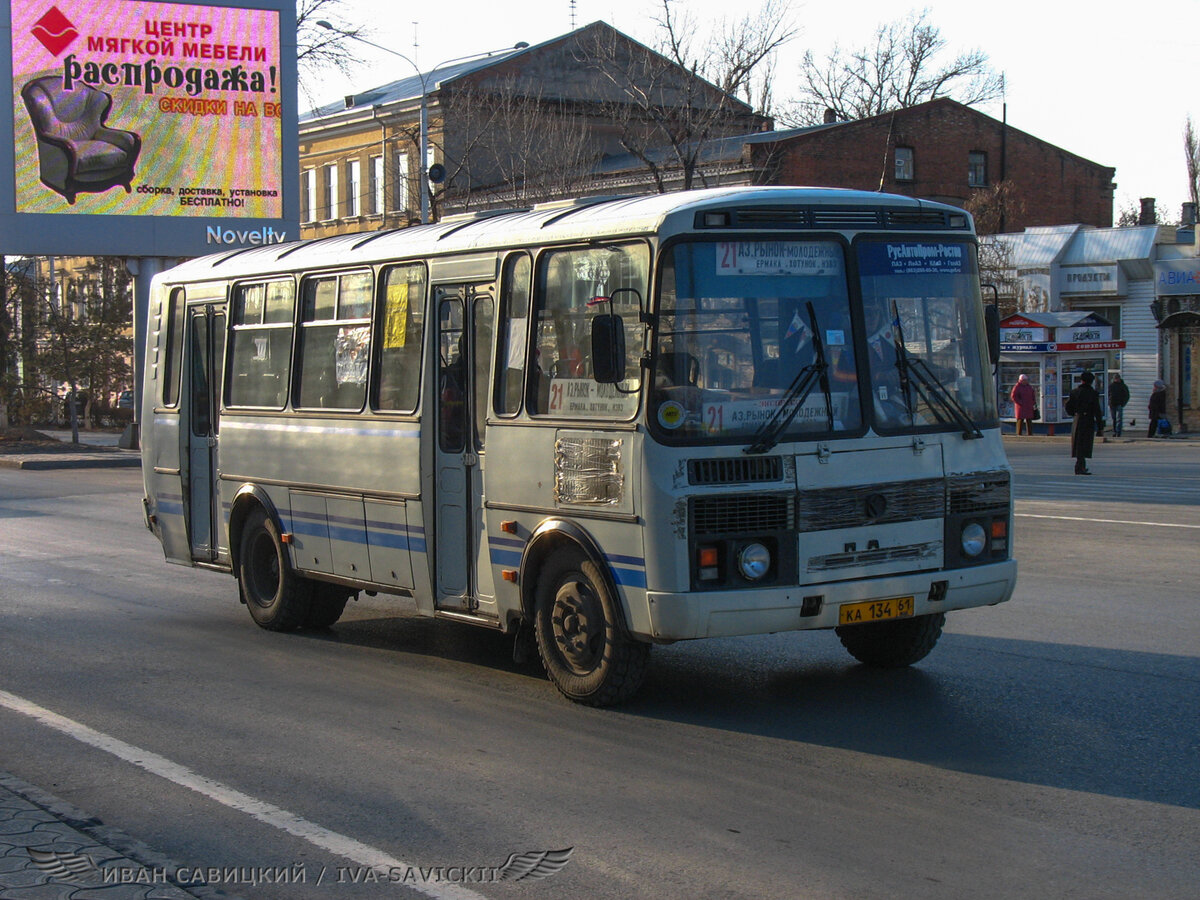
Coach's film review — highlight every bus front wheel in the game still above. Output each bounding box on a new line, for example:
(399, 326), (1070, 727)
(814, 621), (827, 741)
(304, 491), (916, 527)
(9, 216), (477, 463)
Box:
(835, 612), (945, 668)
(238, 507), (314, 632)
(534, 550), (649, 706)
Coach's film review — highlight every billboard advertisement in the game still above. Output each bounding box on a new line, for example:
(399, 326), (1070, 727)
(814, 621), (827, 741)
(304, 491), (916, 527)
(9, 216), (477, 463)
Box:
(0, 0), (297, 256)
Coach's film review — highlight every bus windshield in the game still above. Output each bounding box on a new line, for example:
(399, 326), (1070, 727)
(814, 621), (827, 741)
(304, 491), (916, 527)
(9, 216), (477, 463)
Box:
(652, 239), (861, 442)
(857, 239), (996, 433)
(650, 238), (995, 443)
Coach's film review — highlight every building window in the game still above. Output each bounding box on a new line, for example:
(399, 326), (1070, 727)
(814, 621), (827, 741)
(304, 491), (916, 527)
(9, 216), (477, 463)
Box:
(1089, 305), (1121, 339)
(894, 147), (914, 182)
(322, 163), (338, 220)
(394, 151), (409, 213)
(968, 151), (987, 187)
(346, 159), (361, 217)
(302, 169), (316, 223)
(369, 155), (383, 215)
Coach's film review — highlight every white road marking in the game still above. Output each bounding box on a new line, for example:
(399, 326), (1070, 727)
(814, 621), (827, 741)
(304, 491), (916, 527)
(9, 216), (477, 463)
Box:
(1015, 513), (1200, 529)
(0, 689), (487, 900)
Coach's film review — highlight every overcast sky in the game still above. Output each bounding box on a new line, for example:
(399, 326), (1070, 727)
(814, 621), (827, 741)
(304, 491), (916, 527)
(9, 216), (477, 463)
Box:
(308, 0), (1200, 227)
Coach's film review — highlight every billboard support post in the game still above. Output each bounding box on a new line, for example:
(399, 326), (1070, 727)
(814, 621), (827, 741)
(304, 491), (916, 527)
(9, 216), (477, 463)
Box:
(120, 255), (174, 450)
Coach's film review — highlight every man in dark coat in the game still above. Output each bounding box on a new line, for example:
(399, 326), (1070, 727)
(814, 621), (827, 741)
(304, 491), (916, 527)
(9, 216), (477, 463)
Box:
(1066, 371), (1102, 474)
(1108, 374), (1130, 437)
(1148, 380), (1168, 437)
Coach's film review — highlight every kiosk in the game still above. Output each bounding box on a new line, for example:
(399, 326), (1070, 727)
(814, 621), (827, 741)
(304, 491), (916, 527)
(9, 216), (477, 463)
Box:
(998, 312), (1125, 434)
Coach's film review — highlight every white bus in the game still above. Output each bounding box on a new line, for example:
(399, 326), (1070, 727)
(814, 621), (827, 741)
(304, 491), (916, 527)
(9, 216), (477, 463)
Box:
(141, 187), (1016, 706)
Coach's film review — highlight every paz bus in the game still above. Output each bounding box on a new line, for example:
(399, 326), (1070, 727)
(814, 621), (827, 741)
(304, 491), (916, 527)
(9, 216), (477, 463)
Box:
(140, 187), (1016, 706)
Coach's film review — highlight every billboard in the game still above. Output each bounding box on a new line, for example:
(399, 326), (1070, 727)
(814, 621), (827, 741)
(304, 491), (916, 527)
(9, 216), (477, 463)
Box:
(0, 0), (297, 256)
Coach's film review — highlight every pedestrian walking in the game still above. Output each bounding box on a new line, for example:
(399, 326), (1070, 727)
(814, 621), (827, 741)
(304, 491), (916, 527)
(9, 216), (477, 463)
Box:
(1108, 374), (1129, 437)
(1065, 371), (1102, 474)
(1010, 374), (1037, 435)
(1148, 380), (1168, 437)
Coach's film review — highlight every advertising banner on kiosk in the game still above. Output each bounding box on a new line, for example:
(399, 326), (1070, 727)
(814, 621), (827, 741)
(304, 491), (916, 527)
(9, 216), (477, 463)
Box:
(0, 0), (297, 256)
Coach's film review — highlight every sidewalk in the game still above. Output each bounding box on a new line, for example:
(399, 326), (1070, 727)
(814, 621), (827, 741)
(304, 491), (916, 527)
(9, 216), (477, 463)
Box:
(0, 428), (140, 470)
(0, 771), (226, 899)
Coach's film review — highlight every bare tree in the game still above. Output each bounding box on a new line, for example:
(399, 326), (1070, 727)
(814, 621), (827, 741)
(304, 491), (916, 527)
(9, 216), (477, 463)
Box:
(1185, 116), (1200, 210)
(656, 0), (797, 117)
(295, 0), (365, 105)
(577, 11), (783, 193)
(963, 179), (1025, 236)
(440, 77), (598, 211)
(780, 9), (1004, 126)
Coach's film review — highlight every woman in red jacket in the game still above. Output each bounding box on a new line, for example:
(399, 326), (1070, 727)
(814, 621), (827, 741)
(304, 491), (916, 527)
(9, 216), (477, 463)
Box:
(1010, 373), (1037, 435)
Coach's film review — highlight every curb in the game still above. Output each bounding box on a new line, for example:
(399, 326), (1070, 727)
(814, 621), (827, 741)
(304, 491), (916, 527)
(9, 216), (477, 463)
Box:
(0, 771), (236, 899)
(0, 453), (141, 470)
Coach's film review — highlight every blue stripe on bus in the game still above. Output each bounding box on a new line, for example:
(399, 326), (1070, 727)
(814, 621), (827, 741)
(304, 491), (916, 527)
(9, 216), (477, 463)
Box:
(221, 420), (420, 440)
(611, 565), (647, 589)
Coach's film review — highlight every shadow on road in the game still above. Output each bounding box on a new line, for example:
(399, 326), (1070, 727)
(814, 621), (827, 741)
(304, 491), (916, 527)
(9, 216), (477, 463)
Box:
(298, 612), (1199, 811)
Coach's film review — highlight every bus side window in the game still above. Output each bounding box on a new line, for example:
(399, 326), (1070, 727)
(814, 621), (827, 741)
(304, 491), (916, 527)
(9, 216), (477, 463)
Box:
(296, 272), (371, 411)
(373, 263), (427, 413)
(162, 287), (186, 407)
(227, 280), (294, 410)
(496, 253), (531, 416)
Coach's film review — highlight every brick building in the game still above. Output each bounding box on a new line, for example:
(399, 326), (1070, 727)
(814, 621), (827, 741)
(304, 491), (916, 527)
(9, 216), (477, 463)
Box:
(586, 97), (1115, 234)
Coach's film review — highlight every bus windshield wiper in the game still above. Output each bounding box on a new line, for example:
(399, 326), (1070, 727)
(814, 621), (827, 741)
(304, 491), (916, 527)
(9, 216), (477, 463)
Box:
(889, 306), (982, 440)
(746, 303), (833, 455)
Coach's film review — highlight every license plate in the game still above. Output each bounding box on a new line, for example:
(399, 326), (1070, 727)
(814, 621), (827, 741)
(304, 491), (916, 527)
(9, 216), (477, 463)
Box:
(838, 595), (915, 626)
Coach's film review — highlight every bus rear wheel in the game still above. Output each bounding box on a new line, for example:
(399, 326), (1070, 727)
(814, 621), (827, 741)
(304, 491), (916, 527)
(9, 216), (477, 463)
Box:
(239, 507), (314, 632)
(835, 612), (945, 668)
(534, 550), (649, 706)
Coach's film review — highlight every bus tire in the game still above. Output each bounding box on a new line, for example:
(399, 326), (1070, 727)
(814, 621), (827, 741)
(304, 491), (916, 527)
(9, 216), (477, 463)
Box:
(238, 507), (314, 632)
(534, 549), (649, 706)
(835, 612), (945, 668)
(304, 584), (350, 629)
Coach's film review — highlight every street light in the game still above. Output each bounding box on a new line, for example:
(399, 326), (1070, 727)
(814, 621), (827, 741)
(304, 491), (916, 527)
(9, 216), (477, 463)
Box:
(316, 22), (528, 224)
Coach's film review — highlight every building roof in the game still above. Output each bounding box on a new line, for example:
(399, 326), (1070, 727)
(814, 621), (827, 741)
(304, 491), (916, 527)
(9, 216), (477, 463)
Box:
(1060, 225), (1160, 265)
(985, 226), (1084, 267)
(1001, 311), (1111, 329)
(301, 53), (527, 124)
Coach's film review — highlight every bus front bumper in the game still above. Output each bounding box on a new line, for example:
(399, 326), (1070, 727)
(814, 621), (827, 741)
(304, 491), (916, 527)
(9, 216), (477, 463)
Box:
(641, 560), (1017, 642)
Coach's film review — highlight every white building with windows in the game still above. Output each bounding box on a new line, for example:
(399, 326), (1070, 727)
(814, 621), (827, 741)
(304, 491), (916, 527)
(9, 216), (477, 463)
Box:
(984, 222), (1199, 433)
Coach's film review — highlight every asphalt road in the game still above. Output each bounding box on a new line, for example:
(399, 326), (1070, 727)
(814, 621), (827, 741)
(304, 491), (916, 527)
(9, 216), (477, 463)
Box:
(0, 438), (1197, 899)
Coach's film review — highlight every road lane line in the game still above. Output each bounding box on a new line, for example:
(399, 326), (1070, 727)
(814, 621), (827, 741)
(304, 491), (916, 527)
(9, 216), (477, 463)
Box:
(1015, 513), (1200, 529)
(0, 689), (487, 900)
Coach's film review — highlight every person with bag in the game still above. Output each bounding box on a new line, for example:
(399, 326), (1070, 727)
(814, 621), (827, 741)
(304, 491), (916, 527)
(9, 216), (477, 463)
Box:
(1010, 374), (1037, 435)
(1066, 371), (1102, 474)
(1148, 380), (1168, 438)
(1108, 374), (1129, 437)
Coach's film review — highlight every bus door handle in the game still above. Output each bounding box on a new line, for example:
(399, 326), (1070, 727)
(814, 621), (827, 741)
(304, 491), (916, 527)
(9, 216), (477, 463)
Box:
(207, 435), (218, 449)
(463, 451), (479, 467)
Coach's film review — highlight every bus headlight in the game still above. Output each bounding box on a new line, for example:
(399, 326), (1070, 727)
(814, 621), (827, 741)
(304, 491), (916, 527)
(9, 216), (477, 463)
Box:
(737, 542), (771, 580)
(960, 522), (987, 557)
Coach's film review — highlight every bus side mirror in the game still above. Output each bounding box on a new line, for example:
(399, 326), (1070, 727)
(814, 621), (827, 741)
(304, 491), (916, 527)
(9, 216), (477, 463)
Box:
(984, 303), (1000, 365)
(591, 314), (626, 384)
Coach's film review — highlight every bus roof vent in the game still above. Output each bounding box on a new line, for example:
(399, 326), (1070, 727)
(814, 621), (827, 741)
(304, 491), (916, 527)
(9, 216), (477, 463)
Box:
(731, 207), (810, 228)
(689, 456), (782, 485)
(886, 208), (950, 228)
(810, 208), (881, 228)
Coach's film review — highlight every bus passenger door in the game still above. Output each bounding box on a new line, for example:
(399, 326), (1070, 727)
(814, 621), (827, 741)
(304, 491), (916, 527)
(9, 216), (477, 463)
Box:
(186, 305), (225, 563)
(434, 286), (497, 616)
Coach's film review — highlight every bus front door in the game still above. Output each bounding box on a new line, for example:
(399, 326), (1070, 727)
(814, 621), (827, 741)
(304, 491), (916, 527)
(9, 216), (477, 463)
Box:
(434, 286), (497, 617)
(185, 305), (225, 563)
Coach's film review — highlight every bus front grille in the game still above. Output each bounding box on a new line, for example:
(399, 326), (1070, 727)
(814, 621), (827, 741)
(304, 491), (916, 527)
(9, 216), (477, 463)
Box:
(795, 478), (945, 532)
(947, 472), (1011, 514)
(688, 456), (782, 485)
(691, 493), (794, 536)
